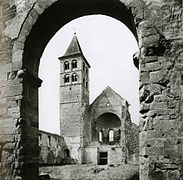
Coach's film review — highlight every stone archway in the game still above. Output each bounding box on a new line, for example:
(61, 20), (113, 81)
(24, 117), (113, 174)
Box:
(95, 112), (121, 142)
(0, 0), (182, 179)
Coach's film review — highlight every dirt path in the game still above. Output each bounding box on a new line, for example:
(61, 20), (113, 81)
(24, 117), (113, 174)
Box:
(39, 164), (139, 180)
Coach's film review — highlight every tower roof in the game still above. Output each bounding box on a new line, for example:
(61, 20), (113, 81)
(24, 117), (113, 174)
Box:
(58, 34), (91, 67)
(64, 34), (83, 56)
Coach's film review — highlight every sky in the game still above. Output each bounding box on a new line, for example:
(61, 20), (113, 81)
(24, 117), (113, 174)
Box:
(39, 15), (139, 135)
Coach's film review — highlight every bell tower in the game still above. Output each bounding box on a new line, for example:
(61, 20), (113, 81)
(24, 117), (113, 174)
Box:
(58, 34), (90, 163)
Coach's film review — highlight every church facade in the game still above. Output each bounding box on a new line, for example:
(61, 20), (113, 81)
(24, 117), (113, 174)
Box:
(39, 35), (139, 166)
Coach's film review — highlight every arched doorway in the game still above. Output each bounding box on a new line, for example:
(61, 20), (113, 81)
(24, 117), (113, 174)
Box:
(19, 1), (137, 178)
(19, 0), (137, 178)
(38, 14), (138, 135)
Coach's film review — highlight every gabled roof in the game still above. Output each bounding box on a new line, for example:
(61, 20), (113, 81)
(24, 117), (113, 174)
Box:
(91, 86), (128, 107)
(64, 34), (83, 56)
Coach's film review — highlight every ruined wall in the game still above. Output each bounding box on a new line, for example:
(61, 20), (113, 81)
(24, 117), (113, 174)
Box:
(88, 87), (135, 165)
(83, 146), (98, 164)
(39, 130), (73, 166)
(0, 0), (182, 179)
(135, 1), (183, 179)
(126, 121), (139, 164)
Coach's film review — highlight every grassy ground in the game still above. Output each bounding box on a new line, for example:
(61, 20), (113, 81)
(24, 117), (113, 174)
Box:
(39, 164), (139, 180)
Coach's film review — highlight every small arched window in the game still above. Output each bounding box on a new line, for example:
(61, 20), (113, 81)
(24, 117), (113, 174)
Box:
(117, 129), (121, 141)
(86, 81), (88, 88)
(72, 59), (77, 69)
(83, 62), (85, 71)
(86, 67), (88, 76)
(47, 135), (51, 147)
(64, 74), (70, 83)
(99, 131), (103, 142)
(109, 130), (114, 142)
(64, 149), (70, 158)
(39, 133), (42, 146)
(72, 73), (77, 82)
(83, 78), (85, 85)
(64, 61), (69, 70)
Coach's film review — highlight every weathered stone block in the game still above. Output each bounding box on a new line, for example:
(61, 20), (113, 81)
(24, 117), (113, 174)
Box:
(12, 61), (22, 71)
(153, 120), (177, 131)
(0, 107), (7, 116)
(164, 147), (179, 163)
(146, 110), (156, 117)
(150, 84), (163, 95)
(150, 70), (168, 83)
(146, 61), (162, 72)
(140, 102), (150, 114)
(1, 124), (15, 135)
(0, 73), (7, 84)
(3, 143), (15, 152)
(8, 84), (23, 97)
(139, 85), (150, 103)
(148, 170), (164, 180)
(154, 109), (175, 117)
(140, 72), (150, 84)
(0, 135), (14, 143)
(150, 101), (167, 110)
(34, 3), (44, 15)
(154, 95), (170, 103)
(168, 170), (180, 180)
(139, 131), (147, 139)
(142, 34), (160, 47)
(155, 139), (165, 147)
(12, 49), (23, 63)
(0, 64), (11, 74)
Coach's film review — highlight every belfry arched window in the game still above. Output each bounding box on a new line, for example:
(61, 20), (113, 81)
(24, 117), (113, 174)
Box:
(109, 130), (114, 142)
(64, 74), (70, 83)
(64, 149), (70, 158)
(47, 135), (51, 147)
(86, 67), (88, 77)
(72, 59), (77, 69)
(86, 81), (88, 89)
(99, 131), (103, 142)
(64, 61), (69, 70)
(83, 62), (85, 71)
(72, 73), (78, 82)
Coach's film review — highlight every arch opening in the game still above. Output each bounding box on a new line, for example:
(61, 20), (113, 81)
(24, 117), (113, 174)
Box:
(20, 0), (138, 178)
(38, 14), (138, 134)
(94, 113), (121, 144)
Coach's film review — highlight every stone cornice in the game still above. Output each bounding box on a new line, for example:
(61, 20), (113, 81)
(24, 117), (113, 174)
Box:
(24, 70), (42, 87)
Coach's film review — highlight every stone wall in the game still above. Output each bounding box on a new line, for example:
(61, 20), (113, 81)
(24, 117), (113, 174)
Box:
(126, 122), (139, 164)
(137, 1), (183, 179)
(83, 146), (98, 164)
(89, 87), (139, 165)
(39, 130), (73, 166)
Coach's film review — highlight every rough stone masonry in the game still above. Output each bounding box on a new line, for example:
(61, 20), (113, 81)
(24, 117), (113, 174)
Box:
(0, 0), (182, 179)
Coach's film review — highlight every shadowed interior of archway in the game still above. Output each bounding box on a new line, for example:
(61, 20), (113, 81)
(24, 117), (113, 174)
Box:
(96, 113), (121, 128)
(23, 0), (137, 76)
